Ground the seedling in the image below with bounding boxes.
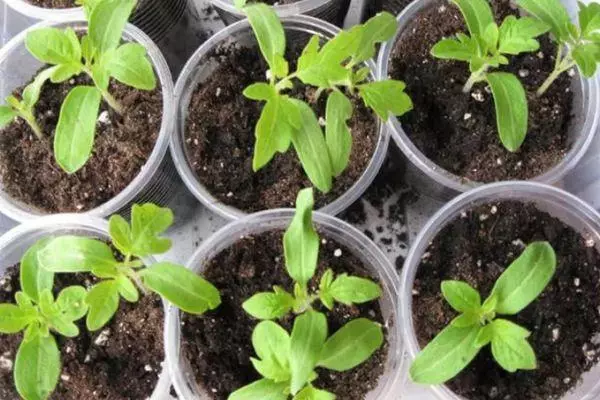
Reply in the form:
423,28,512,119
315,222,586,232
229,311,384,399
236,1,412,193
242,188,382,320
410,241,557,385
36,203,221,332
431,0,549,152
0,0,156,174
517,0,600,95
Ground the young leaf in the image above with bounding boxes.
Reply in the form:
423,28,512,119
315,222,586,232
409,324,482,384
498,16,550,55
579,1,600,39
139,262,221,314
573,43,600,77
431,35,479,61
318,270,335,310
358,80,413,122
0,106,16,127
486,72,528,152
14,333,60,400
105,43,156,90
54,86,102,173
490,241,556,315
37,236,116,273
452,0,495,36
244,3,288,78
243,288,295,320
50,63,83,83
85,280,120,331
129,203,173,257
283,188,320,287
0,304,31,333
89,0,136,54
318,318,383,372
450,312,480,328
351,12,398,63
517,0,572,41
290,311,328,395
20,238,54,303
327,274,382,306
325,91,353,177
229,379,288,400
441,280,481,313
474,324,494,348
251,358,291,383
244,82,277,102
22,66,58,109
294,386,336,400
115,275,139,302
288,99,333,193
252,321,291,372
25,27,81,65
491,319,536,372
47,314,79,338
56,286,88,321
252,95,295,171
109,214,133,255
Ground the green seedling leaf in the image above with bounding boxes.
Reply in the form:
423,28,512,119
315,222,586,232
20,238,54,303
0,304,31,333
106,43,156,90
47,314,79,337
243,288,295,320
573,43,600,77
490,319,536,372
290,311,328,395
56,286,88,321
486,72,528,152
50,63,83,83
252,94,295,171
288,99,333,193
318,269,335,310
294,386,336,400
325,91,353,177
450,312,480,328
431,34,479,61
128,203,174,257
252,320,291,377
139,262,221,314
498,16,550,55
474,324,494,348
452,0,495,36
351,12,398,63
580,1,600,39
283,188,320,287
318,318,383,372
25,27,81,65
244,3,288,78
116,274,139,302
441,280,481,313
229,379,288,400
358,80,413,121
409,324,481,384
23,66,58,108
89,0,136,54
517,0,572,41
109,214,133,255
234,0,246,8
85,280,120,331
490,241,556,315
54,86,102,173
244,82,277,101
327,274,382,306
37,235,117,273
0,106,16,128
15,333,60,400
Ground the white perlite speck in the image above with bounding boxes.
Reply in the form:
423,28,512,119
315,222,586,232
471,90,485,102
552,328,560,342
585,238,595,248
97,111,110,124
333,249,342,257
94,328,111,346
574,277,581,287
0,354,12,371
463,113,472,120
144,365,153,372
61,374,70,381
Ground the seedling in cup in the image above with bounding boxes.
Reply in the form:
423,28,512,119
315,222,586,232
410,241,557,384
230,188,385,399
517,0,600,95
431,0,549,152
0,0,156,174
236,1,412,193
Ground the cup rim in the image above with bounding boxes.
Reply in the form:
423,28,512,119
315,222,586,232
3,0,83,20
210,0,334,16
0,16,174,222
376,0,600,194
170,14,389,220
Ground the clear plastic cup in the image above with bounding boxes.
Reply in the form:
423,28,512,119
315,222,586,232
165,209,403,399
0,214,174,399
400,181,600,400
3,0,83,22
377,0,600,201
170,15,389,220
0,18,177,222
210,0,351,27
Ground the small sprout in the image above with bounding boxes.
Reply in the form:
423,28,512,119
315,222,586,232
517,0,600,95
410,241,557,385
431,0,550,152
240,3,412,193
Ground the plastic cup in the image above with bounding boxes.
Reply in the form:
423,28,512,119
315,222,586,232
0,214,174,399
0,18,177,222
165,209,403,399
210,0,351,27
377,0,600,201
400,181,600,400
171,15,389,220
3,0,83,22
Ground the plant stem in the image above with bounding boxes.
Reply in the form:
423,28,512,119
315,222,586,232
537,46,575,97
463,66,488,93
101,90,124,114
21,111,43,140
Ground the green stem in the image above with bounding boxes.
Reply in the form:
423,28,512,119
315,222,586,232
126,269,149,296
21,111,43,140
101,89,124,114
537,47,575,97
463,66,488,93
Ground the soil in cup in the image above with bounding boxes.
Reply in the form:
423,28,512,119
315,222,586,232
0,265,165,400
389,0,574,183
180,231,388,400
184,41,378,213
412,201,600,400
0,71,162,213
25,0,74,8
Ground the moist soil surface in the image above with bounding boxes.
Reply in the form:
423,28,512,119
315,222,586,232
181,231,388,400
25,0,74,8
0,73,162,213
413,201,600,400
184,42,378,213
0,265,164,400
389,0,574,183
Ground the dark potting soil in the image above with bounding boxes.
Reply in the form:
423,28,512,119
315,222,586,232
389,0,574,183
413,201,600,400
184,43,378,213
181,231,389,400
25,0,75,8
0,73,162,213
0,265,164,400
